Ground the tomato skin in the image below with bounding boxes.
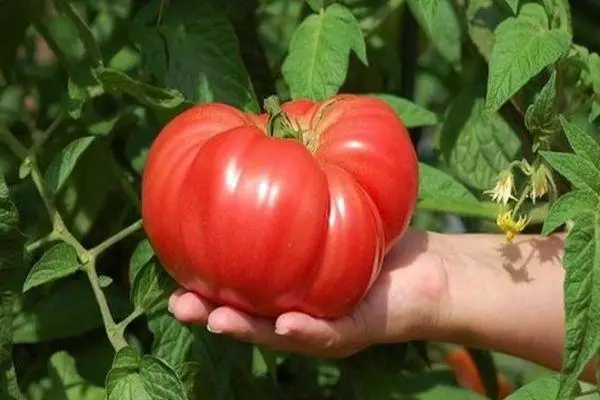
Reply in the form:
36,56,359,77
141,94,418,318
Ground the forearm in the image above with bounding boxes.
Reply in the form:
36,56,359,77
434,231,595,382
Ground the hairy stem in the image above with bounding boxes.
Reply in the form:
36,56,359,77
89,219,143,258
85,259,127,350
1,128,130,353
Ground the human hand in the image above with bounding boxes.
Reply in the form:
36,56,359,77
167,229,450,358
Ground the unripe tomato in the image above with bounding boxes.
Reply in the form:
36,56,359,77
141,94,418,318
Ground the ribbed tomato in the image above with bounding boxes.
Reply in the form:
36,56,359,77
141,94,418,318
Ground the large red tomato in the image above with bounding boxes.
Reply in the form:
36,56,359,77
141,94,418,319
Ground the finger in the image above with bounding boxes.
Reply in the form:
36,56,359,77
275,311,369,354
168,289,215,324
206,307,295,350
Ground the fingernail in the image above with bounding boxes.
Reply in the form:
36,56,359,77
275,327,288,336
167,298,174,314
207,324,222,334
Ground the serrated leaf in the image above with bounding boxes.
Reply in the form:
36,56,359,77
524,70,559,141
542,189,600,235
282,3,367,101
556,214,600,399
129,239,155,286
131,261,175,314
559,116,600,165
106,347,187,400
371,94,438,128
44,136,96,194
541,152,600,194
22,243,81,293
147,312,216,399
440,87,520,190
133,0,258,112
96,68,186,111
486,3,571,111
506,374,577,399
418,163,477,202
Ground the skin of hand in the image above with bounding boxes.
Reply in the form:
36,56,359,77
168,227,594,382
168,229,449,359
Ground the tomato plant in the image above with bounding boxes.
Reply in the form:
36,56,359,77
142,95,418,318
1,0,600,399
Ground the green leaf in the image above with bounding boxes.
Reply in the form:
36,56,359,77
282,3,368,101
13,276,131,343
556,213,600,399
96,67,187,111
440,87,521,190
559,116,600,165
133,0,258,112
147,312,218,399
408,0,461,66
54,0,103,66
65,69,104,120
22,243,81,293
370,94,438,128
129,239,155,286
541,152,600,194
106,347,187,400
29,351,106,400
148,312,203,367
542,189,600,235
486,3,571,111
506,375,578,399
44,136,96,195
0,173,25,400
466,0,511,60
406,0,440,40
524,70,560,144
131,261,175,314
418,163,477,202
505,0,519,14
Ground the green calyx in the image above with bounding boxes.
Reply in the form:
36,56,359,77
264,95,303,140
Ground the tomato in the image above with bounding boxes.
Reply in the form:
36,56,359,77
445,347,513,399
141,94,418,318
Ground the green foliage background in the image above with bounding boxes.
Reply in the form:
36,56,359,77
1,0,600,399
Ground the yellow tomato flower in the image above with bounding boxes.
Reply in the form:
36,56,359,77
496,211,529,244
528,164,552,203
485,169,516,205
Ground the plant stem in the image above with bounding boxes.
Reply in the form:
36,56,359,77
25,230,60,253
1,127,130,353
89,219,143,258
0,129,28,160
31,111,65,153
116,308,144,333
84,258,127,350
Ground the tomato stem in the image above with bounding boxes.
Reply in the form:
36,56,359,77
264,95,302,140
